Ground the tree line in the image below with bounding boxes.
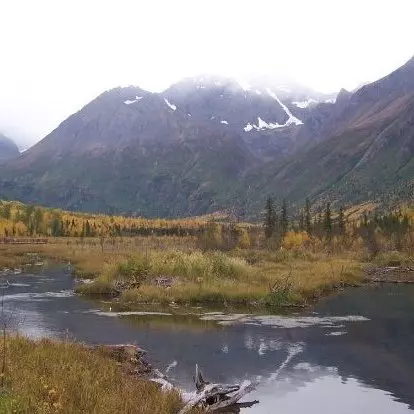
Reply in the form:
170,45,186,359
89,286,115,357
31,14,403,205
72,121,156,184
263,196,414,255
264,197,345,241
0,201,204,238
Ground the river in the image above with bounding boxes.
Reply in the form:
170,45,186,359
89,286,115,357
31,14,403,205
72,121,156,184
1,264,414,413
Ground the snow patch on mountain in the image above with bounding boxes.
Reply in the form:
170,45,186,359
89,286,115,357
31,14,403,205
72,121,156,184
164,98,177,111
221,120,229,125
243,117,289,131
292,99,317,108
325,98,336,104
243,90,304,132
266,88,303,126
124,96,143,105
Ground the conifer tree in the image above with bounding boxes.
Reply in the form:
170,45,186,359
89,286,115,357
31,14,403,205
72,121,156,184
280,199,288,236
305,198,312,235
299,210,304,231
264,197,276,238
324,202,332,240
85,220,91,237
338,206,345,236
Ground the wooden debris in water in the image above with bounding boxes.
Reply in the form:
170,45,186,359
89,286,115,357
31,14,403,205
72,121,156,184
179,364,258,413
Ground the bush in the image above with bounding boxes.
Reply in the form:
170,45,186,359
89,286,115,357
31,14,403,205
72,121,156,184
117,256,150,284
373,251,410,267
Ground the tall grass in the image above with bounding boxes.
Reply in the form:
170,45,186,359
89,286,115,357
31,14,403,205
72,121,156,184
1,241,364,308
1,336,199,413
75,248,362,307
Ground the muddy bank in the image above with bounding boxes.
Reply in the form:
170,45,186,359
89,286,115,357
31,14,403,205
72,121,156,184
365,265,414,283
89,344,153,376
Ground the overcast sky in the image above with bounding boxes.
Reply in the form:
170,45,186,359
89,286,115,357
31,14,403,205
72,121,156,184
1,0,413,148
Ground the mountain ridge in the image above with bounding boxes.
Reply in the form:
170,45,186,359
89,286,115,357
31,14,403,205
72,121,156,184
1,57,414,217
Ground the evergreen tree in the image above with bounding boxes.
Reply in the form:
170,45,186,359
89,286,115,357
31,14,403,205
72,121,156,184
51,214,62,236
324,202,332,240
280,199,288,236
338,206,345,236
264,197,276,238
33,208,44,235
299,210,305,231
85,220,91,237
1,204,11,220
24,205,35,235
305,198,312,235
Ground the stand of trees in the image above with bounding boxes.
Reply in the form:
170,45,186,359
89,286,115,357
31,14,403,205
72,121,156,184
0,201,205,238
263,196,414,255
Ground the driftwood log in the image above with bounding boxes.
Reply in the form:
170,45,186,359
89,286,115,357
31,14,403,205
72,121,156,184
179,365,258,413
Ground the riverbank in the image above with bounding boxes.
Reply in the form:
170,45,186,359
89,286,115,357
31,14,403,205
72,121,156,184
0,241,364,308
0,336,198,413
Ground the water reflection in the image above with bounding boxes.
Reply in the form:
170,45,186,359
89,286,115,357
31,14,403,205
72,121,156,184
1,267,413,413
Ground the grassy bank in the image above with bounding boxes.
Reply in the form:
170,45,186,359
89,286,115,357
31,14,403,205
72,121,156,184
116,250,362,307
0,240,364,307
0,336,197,414
45,241,363,307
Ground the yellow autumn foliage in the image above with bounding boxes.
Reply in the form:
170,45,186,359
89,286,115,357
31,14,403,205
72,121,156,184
282,231,310,249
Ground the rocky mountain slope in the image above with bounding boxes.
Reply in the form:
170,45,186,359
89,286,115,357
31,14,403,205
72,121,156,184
0,57,413,217
0,87,255,216
251,56,414,208
0,133,19,163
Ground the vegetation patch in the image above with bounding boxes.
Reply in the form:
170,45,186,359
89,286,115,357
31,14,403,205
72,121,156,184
0,336,197,414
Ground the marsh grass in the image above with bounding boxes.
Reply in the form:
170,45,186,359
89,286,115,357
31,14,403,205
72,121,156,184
0,336,198,414
371,250,413,267
90,249,363,307
1,240,364,308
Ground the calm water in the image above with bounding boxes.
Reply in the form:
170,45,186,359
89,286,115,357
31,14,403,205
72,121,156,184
1,265,414,413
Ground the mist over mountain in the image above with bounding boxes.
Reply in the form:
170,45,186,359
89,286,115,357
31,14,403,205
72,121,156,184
0,57,413,217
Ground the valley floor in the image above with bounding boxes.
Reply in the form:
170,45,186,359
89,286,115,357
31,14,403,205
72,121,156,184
2,238,414,413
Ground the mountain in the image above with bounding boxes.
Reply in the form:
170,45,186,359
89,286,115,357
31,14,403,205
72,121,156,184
251,56,414,209
0,77,328,216
0,133,19,163
0,57,413,217
163,76,334,159
0,86,255,216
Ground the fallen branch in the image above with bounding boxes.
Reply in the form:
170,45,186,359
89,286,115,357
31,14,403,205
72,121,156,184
179,365,258,413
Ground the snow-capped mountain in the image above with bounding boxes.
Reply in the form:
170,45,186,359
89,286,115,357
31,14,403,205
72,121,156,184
162,75,335,137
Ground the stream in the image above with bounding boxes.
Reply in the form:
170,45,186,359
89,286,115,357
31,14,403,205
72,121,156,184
1,264,414,413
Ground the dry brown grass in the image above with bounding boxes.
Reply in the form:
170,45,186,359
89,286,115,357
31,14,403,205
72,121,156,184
0,239,364,308
0,336,199,413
